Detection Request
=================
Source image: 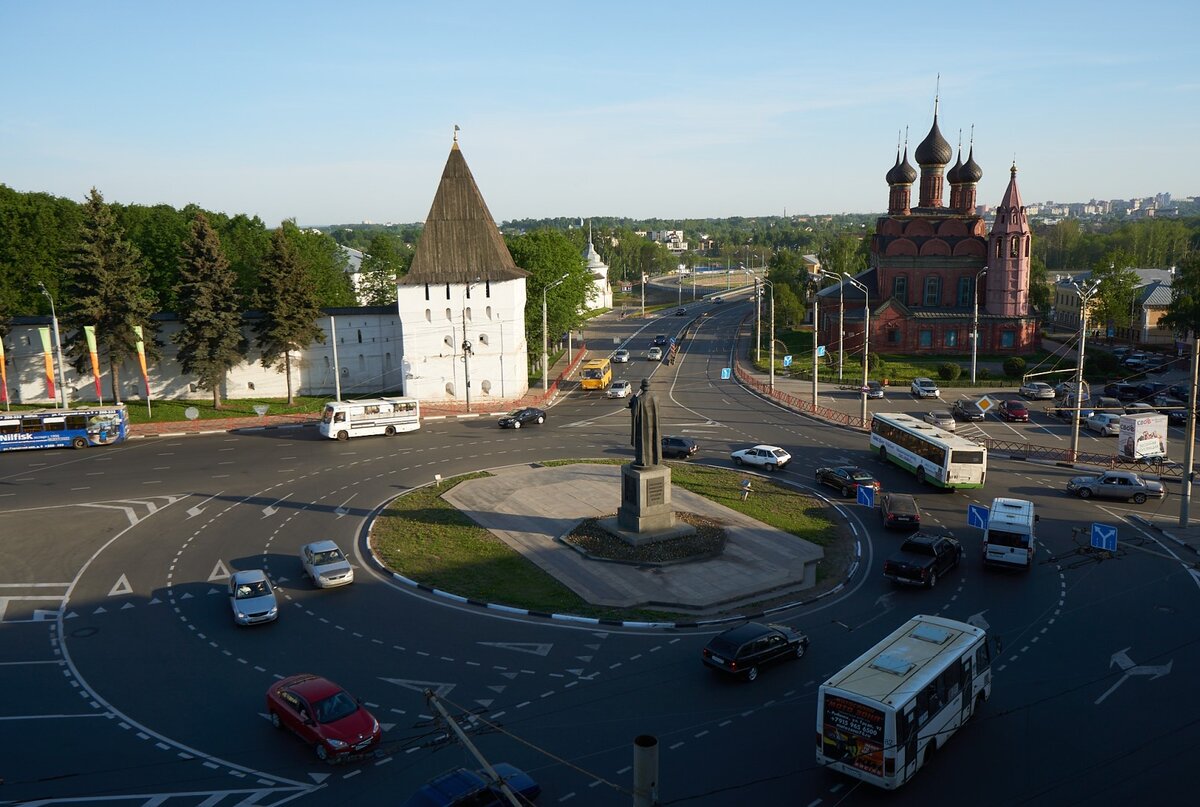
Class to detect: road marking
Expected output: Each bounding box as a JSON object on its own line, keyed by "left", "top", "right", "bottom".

{"left": 208, "top": 560, "right": 231, "bottom": 582}
{"left": 109, "top": 574, "right": 133, "bottom": 596}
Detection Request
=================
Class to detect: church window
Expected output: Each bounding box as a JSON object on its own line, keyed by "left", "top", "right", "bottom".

{"left": 893, "top": 275, "right": 908, "bottom": 302}
{"left": 425, "top": 308, "right": 431, "bottom": 322}
{"left": 924, "top": 276, "right": 941, "bottom": 307}
{"left": 445, "top": 308, "right": 452, "bottom": 321}
{"left": 887, "top": 328, "right": 901, "bottom": 344}
{"left": 1010, "top": 236, "right": 1019, "bottom": 257}
{"left": 957, "top": 277, "right": 972, "bottom": 307}
{"left": 995, "top": 240, "right": 1002, "bottom": 259}
{"left": 945, "top": 330, "right": 959, "bottom": 347}
{"left": 1001, "top": 331, "right": 1016, "bottom": 348}
{"left": 1025, "top": 239, "right": 1030, "bottom": 258}
{"left": 919, "top": 330, "right": 933, "bottom": 347}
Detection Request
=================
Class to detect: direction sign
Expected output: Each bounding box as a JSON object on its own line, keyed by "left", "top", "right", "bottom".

{"left": 1091, "top": 523, "right": 1118, "bottom": 552}
{"left": 783, "top": 355, "right": 793, "bottom": 368}
{"left": 720, "top": 368, "right": 731, "bottom": 380}
{"left": 817, "top": 345, "right": 826, "bottom": 358}
{"left": 857, "top": 485, "right": 875, "bottom": 508}
{"left": 967, "top": 503, "right": 990, "bottom": 529}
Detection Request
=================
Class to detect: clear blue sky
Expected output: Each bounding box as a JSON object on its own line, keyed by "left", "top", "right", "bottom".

{"left": 3, "top": 0, "right": 1196, "bottom": 227}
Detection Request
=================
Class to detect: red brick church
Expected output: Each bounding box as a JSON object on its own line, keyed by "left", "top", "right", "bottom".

{"left": 818, "top": 104, "right": 1038, "bottom": 357}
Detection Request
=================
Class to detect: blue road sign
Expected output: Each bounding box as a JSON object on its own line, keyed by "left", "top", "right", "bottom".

{"left": 721, "top": 367, "right": 732, "bottom": 380}
{"left": 857, "top": 485, "right": 875, "bottom": 508}
{"left": 1091, "top": 523, "right": 1118, "bottom": 552}
{"left": 783, "top": 355, "right": 793, "bottom": 368}
{"left": 1107, "top": 325, "right": 1115, "bottom": 338}
{"left": 817, "top": 345, "right": 826, "bottom": 358}
{"left": 967, "top": 503, "right": 990, "bottom": 530}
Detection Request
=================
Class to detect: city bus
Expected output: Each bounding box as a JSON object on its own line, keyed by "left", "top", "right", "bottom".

{"left": 579, "top": 358, "right": 613, "bottom": 391}
{"left": 869, "top": 413, "right": 986, "bottom": 489}
{"left": 816, "top": 614, "right": 992, "bottom": 789}
{"left": 0, "top": 405, "right": 128, "bottom": 452}
{"left": 318, "top": 397, "right": 420, "bottom": 441}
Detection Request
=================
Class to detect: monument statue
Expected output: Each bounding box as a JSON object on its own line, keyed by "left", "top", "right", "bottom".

{"left": 628, "top": 378, "right": 661, "bottom": 467}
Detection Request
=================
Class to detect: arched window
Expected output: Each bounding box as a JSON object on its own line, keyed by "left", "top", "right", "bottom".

{"left": 486, "top": 280, "right": 491, "bottom": 297}
{"left": 479, "top": 333, "right": 489, "bottom": 345}
{"left": 923, "top": 276, "right": 941, "bottom": 307}
{"left": 465, "top": 307, "right": 472, "bottom": 322}
{"left": 357, "top": 329, "right": 363, "bottom": 343}
{"left": 1025, "top": 238, "right": 1030, "bottom": 258}
{"left": 358, "top": 354, "right": 366, "bottom": 372}
{"left": 1010, "top": 235, "right": 1019, "bottom": 258}
{"left": 486, "top": 305, "right": 492, "bottom": 319}
{"left": 445, "top": 308, "right": 452, "bottom": 321}
{"left": 424, "top": 284, "right": 430, "bottom": 301}
{"left": 425, "top": 308, "right": 432, "bottom": 322}
{"left": 995, "top": 240, "right": 1002, "bottom": 259}
{"left": 893, "top": 275, "right": 907, "bottom": 302}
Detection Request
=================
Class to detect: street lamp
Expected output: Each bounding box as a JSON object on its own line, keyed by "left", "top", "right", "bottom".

{"left": 970, "top": 267, "right": 988, "bottom": 383}
{"left": 542, "top": 274, "right": 568, "bottom": 393}
{"left": 761, "top": 279, "right": 776, "bottom": 392}
{"left": 842, "top": 273, "right": 870, "bottom": 425}
{"left": 37, "top": 281, "right": 68, "bottom": 409}
{"left": 1070, "top": 279, "right": 1101, "bottom": 462}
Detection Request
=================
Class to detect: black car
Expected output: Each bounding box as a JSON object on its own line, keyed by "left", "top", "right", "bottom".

{"left": 653, "top": 334, "right": 668, "bottom": 346}
{"left": 815, "top": 466, "right": 881, "bottom": 498}
{"left": 497, "top": 407, "right": 545, "bottom": 429}
{"left": 661, "top": 435, "right": 698, "bottom": 459}
{"left": 879, "top": 492, "right": 921, "bottom": 530}
{"left": 701, "top": 622, "right": 809, "bottom": 682}
{"left": 951, "top": 399, "right": 985, "bottom": 421}
{"left": 1136, "top": 381, "right": 1171, "bottom": 401}
{"left": 1104, "top": 382, "right": 1140, "bottom": 402}
{"left": 675, "top": 307, "right": 687, "bottom": 316}
{"left": 1168, "top": 384, "right": 1191, "bottom": 403}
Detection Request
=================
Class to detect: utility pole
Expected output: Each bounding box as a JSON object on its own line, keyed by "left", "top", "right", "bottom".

{"left": 1180, "top": 337, "right": 1200, "bottom": 526}
{"left": 1070, "top": 280, "right": 1101, "bottom": 462}
{"left": 971, "top": 266, "right": 988, "bottom": 383}
{"left": 424, "top": 690, "right": 523, "bottom": 807}
{"left": 755, "top": 277, "right": 762, "bottom": 364}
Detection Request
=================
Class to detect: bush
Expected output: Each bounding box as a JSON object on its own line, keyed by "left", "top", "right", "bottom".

{"left": 937, "top": 362, "right": 963, "bottom": 382}
{"left": 1002, "top": 357, "right": 1027, "bottom": 378}
{"left": 978, "top": 368, "right": 991, "bottom": 380}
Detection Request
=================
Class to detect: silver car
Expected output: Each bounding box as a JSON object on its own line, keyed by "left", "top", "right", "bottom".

{"left": 612, "top": 349, "right": 630, "bottom": 363}
{"left": 1066, "top": 471, "right": 1164, "bottom": 504}
{"left": 1019, "top": 381, "right": 1056, "bottom": 400}
{"left": 606, "top": 380, "right": 632, "bottom": 399}
{"left": 301, "top": 540, "right": 355, "bottom": 588}
{"left": 1086, "top": 413, "right": 1121, "bottom": 436}
{"left": 923, "top": 410, "right": 956, "bottom": 431}
{"left": 229, "top": 569, "right": 279, "bottom": 625}
{"left": 911, "top": 377, "right": 940, "bottom": 398}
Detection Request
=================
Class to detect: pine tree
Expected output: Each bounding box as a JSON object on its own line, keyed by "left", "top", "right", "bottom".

{"left": 173, "top": 212, "right": 247, "bottom": 409}
{"left": 253, "top": 227, "right": 325, "bottom": 404}
{"left": 63, "top": 188, "right": 159, "bottom": 403}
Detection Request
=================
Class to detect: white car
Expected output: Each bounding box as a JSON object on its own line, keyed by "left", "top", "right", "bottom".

{"left": 923, "top": 411, "right": 957, "bottom": 431}
{"left": 612, "top": 349, "right": 631, "bottom": 363}
{"left": 911, "top": 377, "right": 940, "bottom": 398}
{"left": 607, "top": 380, "right": 632, "bottom": 398}
{"left": 1019, "top": 381, "right": 1056, "bottom": 400}
{"left": 730, "top": 444, "right": 792, "bottom": 471}
{"left": 229, "top": 569, "right": 279, "bottom": 625}
{"left": 1086, "top": 413, "right": 1121, "bottom": 436}
{"left": 300, "top": 540, "right": 355, "bottom": 588}
{"left": 647, "top": 346, "right": 663, "bottom": 361}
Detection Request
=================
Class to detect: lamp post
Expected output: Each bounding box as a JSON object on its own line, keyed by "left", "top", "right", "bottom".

{"left": 761, "top": 279, "right": 776, "bottom": 392}
{"left": 816, "top": 271, "right": 842, "bottom": 381}
{"left": 640, "top": 272, "right": 647, "bottom": 318}
{"left": 37, "top": 282, "right": 68, "bottom": 409}
{"left": 843, "top": 273, "right": 870, "bottom": 425}
{"left": 755, "top": 277, "right": 762, "bottom": 364}
{"left": 810, "top": 275, "right": 821, "bottom": 406}
{"left": 1069, "top": 280, "right": 1101, "bottom": 462}
{"left": 970, "top": 266, "right": 988, "bottom": 383}
{"left": 542, "top": 274, "right": 568, "bottom": 393}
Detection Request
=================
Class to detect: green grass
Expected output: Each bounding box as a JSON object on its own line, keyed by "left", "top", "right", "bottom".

{"left": 368, "top": 462, "right": 838, "bottom": 618}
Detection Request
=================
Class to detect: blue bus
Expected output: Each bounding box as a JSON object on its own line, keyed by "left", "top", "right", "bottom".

{"left": 0, "top": 405, "right": 129, "bottom": 452}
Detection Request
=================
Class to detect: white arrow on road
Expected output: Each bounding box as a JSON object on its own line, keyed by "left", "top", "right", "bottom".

{"left": 334, "top": 493, "right": 356, "bottom": 518}
{"left": 1095, "top": 648, "right": 1173, "bottom": 704}
{"left": 187, "top": 492, "right": 224, "bottom": 519}
{"left": 477, "top": 641, "right": 553, "bottom": 656}
{"left": 262, "top": 493, "right": 293, "bottom": 518}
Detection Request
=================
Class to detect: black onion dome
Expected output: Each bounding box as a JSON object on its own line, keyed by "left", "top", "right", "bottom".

{"left": 961, "top": 145, "right": 983, "bottom": 183}
{"left": 886, "top": 147, "right": 918, "bottom": 184}
{"left": 914, "top": 116, "right": 953, "bottom": 166}
{"left": 946, "top": 153, "right": 963, "bottom": 184}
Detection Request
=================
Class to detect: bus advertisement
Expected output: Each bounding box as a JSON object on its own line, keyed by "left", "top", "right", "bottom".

{"left": 0, "top": 405, "right": 129, "bottom": 452}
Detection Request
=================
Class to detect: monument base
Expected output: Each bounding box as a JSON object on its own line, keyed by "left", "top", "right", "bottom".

{"left": 609, "top": 463, "right": 696, "bottom": 547}
{"left": 597, "top": 515, "right": 697, "bottom": 548}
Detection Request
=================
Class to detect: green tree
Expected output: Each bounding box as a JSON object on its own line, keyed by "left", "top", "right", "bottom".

{"left": 62, "top": 188, "right": 160, "bottom": 403}
{"left": 1161, "top": 253, "right": 1200, "bottom": 342}
{"left": 1029, "top": 254, "right": 1051, "bottom": 311}
{"left": 818, "top": 234, "right": 867, "bottom": 279}
{"left": 173, "top": 212, "right": 247, "bottom": 409}
{"left": 505, "top": 229, "right": 588, "bottom": 365}
{"left": 253, "top": 227, "right": 326, "bottom": 404}
{"left": 1088, "top": 252, "right": 1141, "bottom": 332}
{"left": 357, "top": 233, "right": 410, "bottom": 306}
{"left": 280, "top": 222, "right": 357, "bottom": 307}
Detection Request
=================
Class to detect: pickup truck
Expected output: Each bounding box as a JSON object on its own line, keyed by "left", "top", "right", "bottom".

{"left": 882, "top": 533, "right": 962, "bottom": 589}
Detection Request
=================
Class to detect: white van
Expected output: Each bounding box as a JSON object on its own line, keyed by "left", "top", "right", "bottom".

{"left": 982, "top": 497, "right": 1037, "bottom": 570}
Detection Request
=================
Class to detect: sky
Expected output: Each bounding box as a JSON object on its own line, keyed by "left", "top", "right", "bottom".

{"left": 2, "top": 0, "right": 1198, "bottom": 228}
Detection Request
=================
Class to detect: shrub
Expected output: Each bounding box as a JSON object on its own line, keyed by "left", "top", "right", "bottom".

{"left": 978, "top": 368, "right": 991, "bottom": 380}
{"left": 937, "top": 362, "right": 963, "bottom": 381}
{"left": 1002, "top": 357, "right": 1027, "bottom": 378}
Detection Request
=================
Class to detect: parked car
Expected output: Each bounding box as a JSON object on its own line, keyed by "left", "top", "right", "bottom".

{"left": 675, "top": 307, "right": 687, "bottom": 316}
{"left": 1104, "top": 382, "right": 1140, "bottom": 402}
{"left": 607, "top": 380, "right": 632, "bottom": 398}
{"left": 864, "top": 380, "right": 885, "bottom": 399}
{"left": 653, "top": 334, "right": 668, "bottom": 346}
{"left": 1092, "top": 395, "right": 1123, "bottom": 412}
{"left": 701, "top": 621, "right": 809, "bottom": 682}
{"left": 402, "top": 762, "right": 542, "bottom": 807}
{"left": 882, "top": 532, "right": 962, "bottom": 588}
{"left": 952, "top": 399, "right": 985, "bottom": 421}
{"left": 647, "top": 346, "right": 663, "bottom": 361}
{"left": 731, "top": 444, "right": 791, "bottom": 471}
{"left": 229, "top": 570, "right": 279, "bottom": 625}
{"left": 300, "top": 540, "right": 355, "bottom": 588}
{"left": 1051, "top": 404, "right": 1095, "bottom": 423}
{"left": 911, "top": 377, "right": 940, "bottom": 398}
{"left": 498, "top": 407, "right": 545, "bottom": 429}
{"left": 266, "top": 674, "right": 382, "bottom": 762}
{"left": 1085, "top": 413, "right": 1122, "bottom": 436}
{"left": 612, "top": 349, "right": 630, "bottom": 363}
{"left": 815, "top": 465, "right": 881, "bottom": 497}
{"left": 998, "top": 399, "right": 1030, "bottom": 422}
{"left": 879, "top": 492, "right": 921, "bottom": 530}
{"left": 661, "top": 435, "right": 698, "bottom": 459}
{"left": 1152, "top": 394, "right": 1185, "bottom": 412}
{"left": 1055, "top": 381, "right": 1091, "bottom": 401}
{"left": 1167, "top": 384, "right": 1191, "bottom": 403}
{"left": 1067, "top": 470, "right": 1164, "bottom": 504}
{"left": 922, "top": 410, "right": 956, "bottom": 431}
{"left": 1019, "top": 381, "right": 1056, "bottom": 400}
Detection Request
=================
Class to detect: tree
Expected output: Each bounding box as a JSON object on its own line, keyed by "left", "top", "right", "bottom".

{"left": 1088, "top": 252, "right": 1141, "bottom": 333}
{"left": 1161, "top": 253, "right": 1200, "bottom": 341}
{"left": 173, "top": 212, "right": 247, "bottom": 409}
{"left": 253, "top": 227, "right": 326, "bottom": 405}
{"left": 62, "top": 188, "right": 159, "bottom": 403}
{"left": 357, "top": 233, "right": 411, "bottom": 306}
{"left": 505, "top": 230, "right": 588, "bottom": 364}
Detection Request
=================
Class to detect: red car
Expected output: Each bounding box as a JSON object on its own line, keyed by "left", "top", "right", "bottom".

{"left": 998, "top": 400, "right": 1030, "bottom": 422}
{"left": 266, "top": 674, "right": 381, "bottom": 762}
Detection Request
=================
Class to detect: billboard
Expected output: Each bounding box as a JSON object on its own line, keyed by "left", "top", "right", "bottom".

{"left": 1118, "top": 413, "right": 1168, "bottom": 460}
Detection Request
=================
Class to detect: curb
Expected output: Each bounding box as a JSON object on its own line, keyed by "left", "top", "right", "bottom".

{"left": 1129, "top": 514, "right": 1200, "bottom": 556}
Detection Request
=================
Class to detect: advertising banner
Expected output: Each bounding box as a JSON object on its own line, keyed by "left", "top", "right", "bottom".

{"left": 38, "top": 327, "right": 56, "bottom": 402}
{"left": 822, "top": 694, "right": 886, "bottom": 776}
{"left": 0, "top": 336, "right": 7, "bottom": 404}
{"left": 83, "top": 325, "right": 103, "bottom": 403}
{"left": 133, "top": 325, "right": 152, "bottom": 416}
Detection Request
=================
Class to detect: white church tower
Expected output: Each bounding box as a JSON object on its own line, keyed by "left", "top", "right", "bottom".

{"left": 396, "top": 139, "right": 529, "bottom": 406}
{"left": 583, "top": 223, "right": 613, "bottom": 310}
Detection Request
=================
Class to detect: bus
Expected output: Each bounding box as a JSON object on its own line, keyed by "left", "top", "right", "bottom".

{"left": 579, "top": 358, "right": 613, "bottom": 391}
{"left": 0, "top": 405, "right": 128, "bottom": 452}
{"left": 816, "top": 614, "right": 993, "bottom": 789}
{"left": 319, "top": 397, "right": 420, "bottom": 441}
{"left": 869, "top": 413, "right": 986, "bottom": 489}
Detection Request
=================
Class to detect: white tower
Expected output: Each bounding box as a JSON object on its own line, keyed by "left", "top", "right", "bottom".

{"left": 583, "top": 223, "right": 613, "bottom": 310}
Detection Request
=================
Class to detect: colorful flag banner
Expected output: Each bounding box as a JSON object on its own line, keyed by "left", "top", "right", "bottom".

{"left": 0, "top": 335, "right": 7, "bottom": 406}
{"left": 39, "top": 327, "right": 57, "bottom": 402}
{"left": 133, "top": 325, "right": 152, "bottom": 417}
{"left": 83, "top": 325, "right": 103, "bottom": 404}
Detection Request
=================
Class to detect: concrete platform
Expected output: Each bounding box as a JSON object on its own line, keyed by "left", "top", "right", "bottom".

{"left": 441, "top": 463, "right": 825, "bottom": 612}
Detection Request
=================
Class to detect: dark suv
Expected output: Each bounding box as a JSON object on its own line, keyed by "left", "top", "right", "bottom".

{"left": 1104, "top": 382, "right": 1140, "bottom": 402}
{"left": 701, "top": 622, "right": 809, "bottom": 682}
{"left": 661, "top": 435, "right": 698, "bottom": 459}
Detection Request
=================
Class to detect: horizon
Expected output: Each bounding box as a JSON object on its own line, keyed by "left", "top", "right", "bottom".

{"left": 3, "top": 1, "right": 1197, "bottom": 229}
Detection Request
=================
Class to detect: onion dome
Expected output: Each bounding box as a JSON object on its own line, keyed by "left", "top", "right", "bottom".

{"left": 915, "top": 115, "right": 952, "bottom": 166}
{"left": 946, "top": 152, "right": 964, "bottom": 184}
{"left": 886, "top": 147, "right": 918, "bottom": 184}
{"left": 960, "top": 145, "right": 983, "bottom": 183}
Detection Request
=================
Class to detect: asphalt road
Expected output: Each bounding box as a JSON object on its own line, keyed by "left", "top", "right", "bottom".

{"left": 1, "top": 298, "right": 1196, "bottom": 807}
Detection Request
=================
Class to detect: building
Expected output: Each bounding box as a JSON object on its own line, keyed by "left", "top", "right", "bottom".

{"left": 582, "top": 226, "right": 614, "bottom": 310}
{"left": 1051, "top": 268, "right": 1177, "bottom": 346}
{"left": 646, "top": 230, "right": 688, "bottom": 254}
{"left": 818, "top": 105, "right": 1038, "bottom": 358}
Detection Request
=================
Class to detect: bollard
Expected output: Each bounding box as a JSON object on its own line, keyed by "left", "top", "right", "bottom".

{"left": 740, "top": 478, "right": 752, "bottom": 501}
{"left": 633, "top": 734, "right": 659, "bottom": 806}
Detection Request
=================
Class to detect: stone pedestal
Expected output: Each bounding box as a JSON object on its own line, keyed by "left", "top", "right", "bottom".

{"left": 599, "top": 463, "right": 697, "bottom": 547}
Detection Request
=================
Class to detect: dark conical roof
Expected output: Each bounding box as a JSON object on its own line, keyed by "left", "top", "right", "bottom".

{"left": 961, "top": 145, "right": 983, "bottom": 183}
{"left": 400, "top": 143, "right": 529, "bottom": 286}
{"left": 915, "top": 115, "right": 953, "bottom": 166}
{"left": 886, "top": 147, "right": 918, "bottom": 185}
{"left": 946, "top": 151, "right": 964, "bottom": 184}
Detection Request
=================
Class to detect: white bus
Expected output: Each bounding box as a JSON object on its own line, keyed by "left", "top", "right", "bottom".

{"left": 870, "top": 413, "right": 986, "bottom": 489}
{"left": 816, "top": 614, "right": 993, "bottom": 789}
{"left": 318, "top": 397, "right": 421, "bottom": 440}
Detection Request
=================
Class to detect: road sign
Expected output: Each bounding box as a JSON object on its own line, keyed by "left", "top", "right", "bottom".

{"left": 857, "top": 485, "right": 875, "bottom": 508}
{"left": 1091, "top": 523, "right": 1118, "bottom": 552}
{"left": 976, "top": 396, "right": 995, "bottom": 413}
{"left": 817, "top": 345, "right": 826, "bottom": 358}
{"left": 967, "top": 503, "right": 990, "bottom": 529}
{"left": 1107, "top": 325, "right": 1115, "bottom": 338}
{"left": 783, "top": 355, "right": 793, "bottom": 367}
{"left": 721, "top": 368, "right": 731, "bottom": 380}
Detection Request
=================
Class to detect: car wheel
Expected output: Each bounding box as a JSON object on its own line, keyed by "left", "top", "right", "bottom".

{"left": 1077, "top": 487, "right": 1092, "bottom": 499}
{"left": 916, "top": 468, "right": 927, "bottom": 485}
{"left": 513, "top": 421, "right": 521, "bottom": 429}
{"left": 745, "top": 666, "right": 759, "bottom": 682}
{"left": 928, "top": 571, "right": 937, "bottom": 589}
{"left": 71, "top": 436, "right": 88, "bottom": 449}
{"left": 794, "top": 642, "right": 807, "bottom": 659}
{"left": 315, "top": 743, "right": 330, "bottom": 762}
{"left": 841, "top": 485, "right": 851, "bottom": 497}
{"left": 879, "top": 447, "right": 888, "bottom": 463}
{"left": 734, "top": 457, "right": 744, "bottom": 466}
{"left": 536, "top": 416, "right": 545, "bottom": 424}
{"left": 269, "top": 709, "right": 282, "bottom": 729}
{"left": 384, "top": 425, "right": 396, "bottom": 437}
{"left": 336, "top": 430, "right": 349, "bottom": 441}
{"left": 1133, "top": 492, "right": 1147, "bottom": 504}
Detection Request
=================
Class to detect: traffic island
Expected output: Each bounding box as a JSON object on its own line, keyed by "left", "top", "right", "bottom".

{"left": 562, "top": 512, "right": 726, "bottom": 566}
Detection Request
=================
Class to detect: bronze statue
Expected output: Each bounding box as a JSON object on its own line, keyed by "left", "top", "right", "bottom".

{"left": 628, "top": 378, "right": 661, "bottom": 467}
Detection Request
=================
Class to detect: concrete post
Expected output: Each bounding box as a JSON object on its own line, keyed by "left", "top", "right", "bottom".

{"left": 633, "top": 734, "right": 659, "bottom": 807}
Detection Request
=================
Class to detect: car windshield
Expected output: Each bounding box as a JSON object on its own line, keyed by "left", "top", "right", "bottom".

{"left": 313, "top": 549, "right": 343, "bottom": 565}
{"left": 235, "top": 580, "right": 269, "bottom": 599}
{"left": 583, "top": 369, "right": 603, "bottom": 379}
{"left": 313, "top": 690, "right": 359, "bottom": 724}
